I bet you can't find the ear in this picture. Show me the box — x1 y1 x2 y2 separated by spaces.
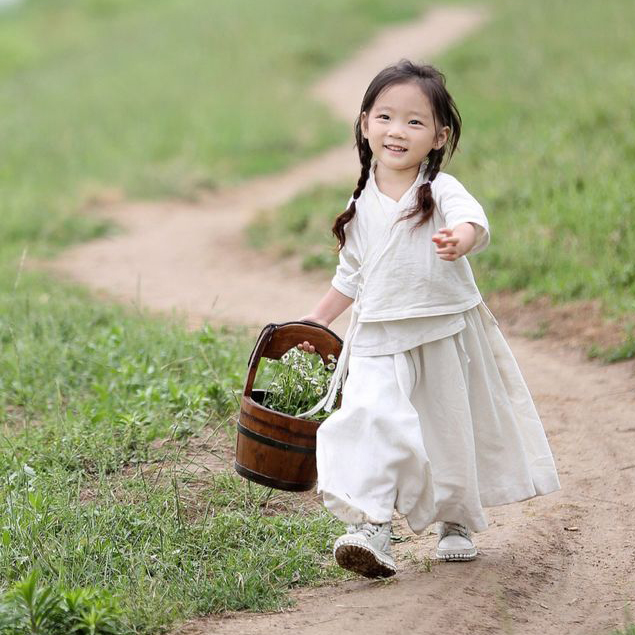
434 125 450 149
360 112 369 139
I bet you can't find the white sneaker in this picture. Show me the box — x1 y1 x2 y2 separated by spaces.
334 522 397 578
436 521 477 561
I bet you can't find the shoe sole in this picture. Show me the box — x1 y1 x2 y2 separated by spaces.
334 541 397 578
435 547 477 562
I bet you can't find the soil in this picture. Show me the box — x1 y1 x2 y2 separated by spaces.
43 6 635 634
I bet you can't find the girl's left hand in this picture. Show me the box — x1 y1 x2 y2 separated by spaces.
432 227 464 261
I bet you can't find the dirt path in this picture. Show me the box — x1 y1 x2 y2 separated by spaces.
44 5 635 634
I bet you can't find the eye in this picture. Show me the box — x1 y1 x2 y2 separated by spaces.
409 119 423 125
377 114 389 120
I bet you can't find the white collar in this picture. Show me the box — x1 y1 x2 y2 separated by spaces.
368 160 428 208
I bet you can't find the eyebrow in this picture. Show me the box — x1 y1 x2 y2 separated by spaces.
375 106 428 118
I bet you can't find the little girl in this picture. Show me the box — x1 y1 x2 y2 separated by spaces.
296 59 560 578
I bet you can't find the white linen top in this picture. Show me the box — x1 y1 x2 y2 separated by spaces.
332 162 489 357
297 162 489 417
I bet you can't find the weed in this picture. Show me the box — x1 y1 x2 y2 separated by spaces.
588 329 635 364
0 570 127 635
401 550 435 574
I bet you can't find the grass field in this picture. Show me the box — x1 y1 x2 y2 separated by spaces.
247 0 635 361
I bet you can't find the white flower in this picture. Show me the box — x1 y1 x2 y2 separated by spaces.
327 354 336 362
315 387 323 395
327 362 336 370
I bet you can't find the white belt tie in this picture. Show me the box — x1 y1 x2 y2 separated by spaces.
297 271 362 419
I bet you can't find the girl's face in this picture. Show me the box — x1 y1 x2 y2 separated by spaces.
360 81 448 176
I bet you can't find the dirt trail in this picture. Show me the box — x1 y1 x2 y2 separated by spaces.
44 6 635 634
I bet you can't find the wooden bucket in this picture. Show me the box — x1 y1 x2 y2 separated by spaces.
235 321 343 492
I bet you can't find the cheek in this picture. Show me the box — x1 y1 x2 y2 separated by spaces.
370 125 385 141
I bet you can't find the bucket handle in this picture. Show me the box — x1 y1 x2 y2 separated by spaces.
243 321 343 399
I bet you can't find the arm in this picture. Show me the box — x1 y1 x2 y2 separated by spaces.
435 174 490 256
300 285 353 327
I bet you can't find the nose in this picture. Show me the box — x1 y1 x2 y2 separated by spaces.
387 122 406 138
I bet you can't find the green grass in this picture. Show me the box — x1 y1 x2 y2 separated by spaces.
246 184 351 272
247 0 635 360
609 613 635 635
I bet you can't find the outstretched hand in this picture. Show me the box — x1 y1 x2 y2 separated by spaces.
432 227 466 261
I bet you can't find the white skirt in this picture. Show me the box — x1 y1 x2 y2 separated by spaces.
316 303 561 534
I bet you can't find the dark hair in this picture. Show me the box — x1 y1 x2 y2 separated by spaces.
332 59 461 250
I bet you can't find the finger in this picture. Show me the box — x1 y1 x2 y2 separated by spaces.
433 235 459 247
436 246 458 254
438 227 453 236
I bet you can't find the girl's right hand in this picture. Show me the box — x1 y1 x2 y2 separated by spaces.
297 315 329 353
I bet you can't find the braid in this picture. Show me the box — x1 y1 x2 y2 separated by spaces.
397 147 445 232
332 139 372 250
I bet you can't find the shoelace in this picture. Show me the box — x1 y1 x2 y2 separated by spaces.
441 522 470 540
347 522 382 539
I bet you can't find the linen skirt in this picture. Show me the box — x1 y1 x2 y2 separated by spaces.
316 303 561 534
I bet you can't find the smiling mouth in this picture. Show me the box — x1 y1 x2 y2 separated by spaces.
384 145 407 153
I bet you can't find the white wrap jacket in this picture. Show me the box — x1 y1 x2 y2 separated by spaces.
299 164 490 417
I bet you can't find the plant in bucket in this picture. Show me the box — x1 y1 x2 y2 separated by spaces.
259 348 338 422
235 321 343 492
